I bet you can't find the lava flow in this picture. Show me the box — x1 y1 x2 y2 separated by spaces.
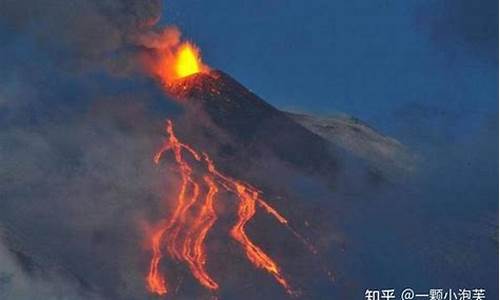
147 119 294 296
146 36 209 87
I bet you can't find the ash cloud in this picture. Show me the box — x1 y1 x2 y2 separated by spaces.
0 0 164 74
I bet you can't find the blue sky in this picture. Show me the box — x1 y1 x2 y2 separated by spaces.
161 0 498 136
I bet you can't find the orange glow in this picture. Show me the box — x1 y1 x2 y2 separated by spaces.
147 119 295 296
182 176 219 290
229 183 290 290
147 228 168 295
175 43 202 78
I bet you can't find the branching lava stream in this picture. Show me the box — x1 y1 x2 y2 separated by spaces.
147 119 296 297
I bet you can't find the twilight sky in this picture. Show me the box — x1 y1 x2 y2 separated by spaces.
161 0 498 136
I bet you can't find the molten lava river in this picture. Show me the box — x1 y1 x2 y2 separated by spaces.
147 120 295 297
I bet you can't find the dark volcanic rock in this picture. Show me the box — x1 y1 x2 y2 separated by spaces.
169 70 339 179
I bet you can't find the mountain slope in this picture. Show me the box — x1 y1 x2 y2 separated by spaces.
287 112 416 175
169 70 340 180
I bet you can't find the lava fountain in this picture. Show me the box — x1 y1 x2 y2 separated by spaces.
175 42 205 79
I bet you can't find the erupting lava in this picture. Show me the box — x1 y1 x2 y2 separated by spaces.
147 37 209 86
175 42 203 79
147 120 294 296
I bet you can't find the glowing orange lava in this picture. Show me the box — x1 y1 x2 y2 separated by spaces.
175 42 202 78
147 119 294 296
147 228 168 295
147 38 209 87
